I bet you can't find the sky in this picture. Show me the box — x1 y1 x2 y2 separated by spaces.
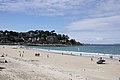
0 0 120 44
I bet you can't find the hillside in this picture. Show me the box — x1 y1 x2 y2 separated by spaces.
0 30 82 46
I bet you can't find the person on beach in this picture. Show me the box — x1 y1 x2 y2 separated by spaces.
91 58 93 61
99 57 102 60
1 54 4 57
109 56 113 59
91 56 94 61
38 53 40 56
35 53 40 56
19 51 21 57
80 53 82 56
1 53 5 57
19 53 21 57
2 46 5 48
4 60 8 63
47 54 49 58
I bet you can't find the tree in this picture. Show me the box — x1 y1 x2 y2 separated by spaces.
0 30 81 46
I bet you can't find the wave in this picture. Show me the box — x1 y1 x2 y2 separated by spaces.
30 46 120 60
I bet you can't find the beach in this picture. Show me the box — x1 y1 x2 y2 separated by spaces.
0 45 120 80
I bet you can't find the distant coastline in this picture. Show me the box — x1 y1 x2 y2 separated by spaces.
0 43 81 46
27 43 72 46
83 44 120 46
0 42 120 47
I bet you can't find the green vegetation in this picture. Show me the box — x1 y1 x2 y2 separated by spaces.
0 30 82 46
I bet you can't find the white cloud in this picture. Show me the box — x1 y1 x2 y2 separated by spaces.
96 0 120 14
0 0 85 15
66 15 120 31
66 15 120 44
0 0 120 16
66 30 120 44
95 37 104 41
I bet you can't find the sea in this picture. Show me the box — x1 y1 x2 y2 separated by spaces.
28 45 120 59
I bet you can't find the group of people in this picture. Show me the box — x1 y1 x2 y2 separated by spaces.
35 53 50 58
35 53 41 56
19 50 50 58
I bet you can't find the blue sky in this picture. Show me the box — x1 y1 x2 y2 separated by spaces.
0 0 120 44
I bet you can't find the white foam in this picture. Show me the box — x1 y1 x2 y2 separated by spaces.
29 47 120 60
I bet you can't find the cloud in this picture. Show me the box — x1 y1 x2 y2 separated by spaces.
65 15 120 44
94 0 120 16
63 0 120 44
66 29 120 44
66 15 120 31
0 0 85 15
0 0 120 16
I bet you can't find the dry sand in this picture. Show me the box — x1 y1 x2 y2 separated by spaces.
0 45 120 80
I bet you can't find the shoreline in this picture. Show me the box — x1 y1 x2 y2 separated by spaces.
0 43 81 47
0 45 120 80
28 46 120 60
1 44 120 59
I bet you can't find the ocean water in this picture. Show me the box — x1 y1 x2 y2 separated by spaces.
29 45 120 59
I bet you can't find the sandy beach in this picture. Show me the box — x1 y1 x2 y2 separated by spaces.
0 45 120 80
